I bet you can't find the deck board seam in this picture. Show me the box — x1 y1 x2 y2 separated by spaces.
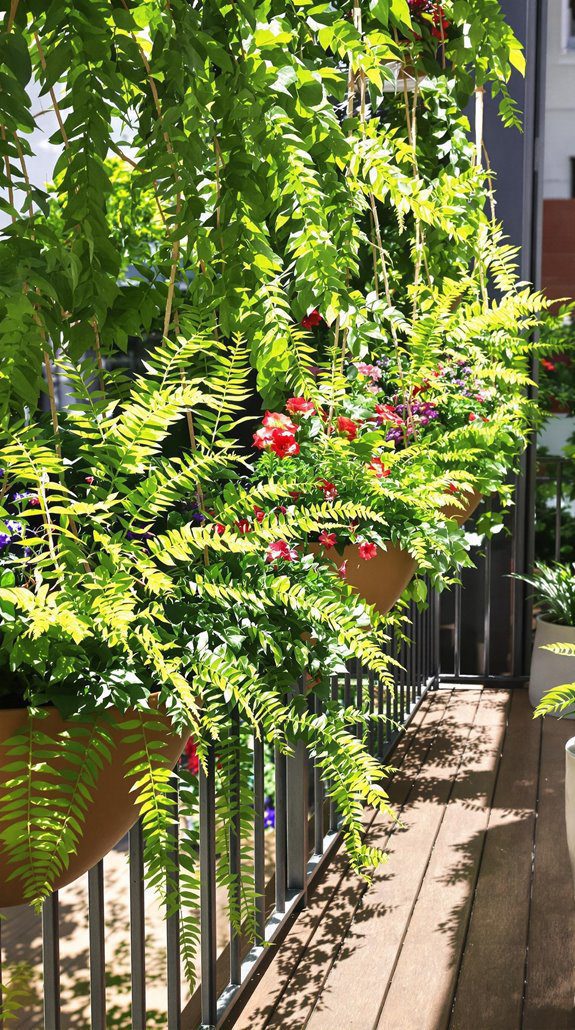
445 688 513 1029
520 707 544 1027
371 689 485 1030
260 690 453 1030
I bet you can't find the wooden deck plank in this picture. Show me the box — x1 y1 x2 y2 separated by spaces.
303 690 483 1030
523 714 575 1030
376 689 510 1030
450 688 541 1030
235 690 450 1030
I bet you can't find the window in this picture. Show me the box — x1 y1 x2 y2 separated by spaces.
568 0 575 49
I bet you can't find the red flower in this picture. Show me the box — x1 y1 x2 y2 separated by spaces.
270 430 300 458
301 308 323 329
286 397 316 418
266 540 298 563
374 403 403 426
253 506 265 523
236 519 251 534
263 411 297 432
318 479 338 501
367 458 391 479
338 561 347 579
337 416 358 441
468 413 477 422
541 358 556 372
276 505 288 514
289 490 301 502
318 530 337 549
185 738 199 775
448 483 458 495
431 7 450 39
85 476 94 485
214 522 226 535
254 425 300 458
358 541 378 561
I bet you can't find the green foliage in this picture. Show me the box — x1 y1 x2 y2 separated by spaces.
534 642 575 718
517 564 575 628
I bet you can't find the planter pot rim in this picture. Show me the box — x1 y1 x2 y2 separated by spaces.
534 615 575 632
566 736 575 757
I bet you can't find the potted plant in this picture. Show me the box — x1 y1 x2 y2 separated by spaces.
532 643 575 895
517 564 575 715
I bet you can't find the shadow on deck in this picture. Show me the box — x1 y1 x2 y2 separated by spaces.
234 687 575 1030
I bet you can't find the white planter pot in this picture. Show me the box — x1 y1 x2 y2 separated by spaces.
529 617 575 718
565 737 575 897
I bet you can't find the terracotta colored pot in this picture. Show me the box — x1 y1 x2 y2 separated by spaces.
0 697 188 907
441 489 482 526
311 542 416 616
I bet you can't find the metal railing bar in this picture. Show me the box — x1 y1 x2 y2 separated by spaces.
274 746 287 913
167 776 181 1030
454 581 462 679
88 861 106 1030
229 711 242 985
253 737 266 945
42 892 61 1030
329 674 339 834
555 457 563 561
199 745 217 1030
313 695 325 855
129 820 146 1030
286 679 308 897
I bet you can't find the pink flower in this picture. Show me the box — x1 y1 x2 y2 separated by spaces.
356 362 382 382
263 411 297 432
358 541 378 561
317 479 338 501
253 427 274 450
337 416 358 441
301 308 323 329
318 530 337 549
286 397 316 418
338 561 347 579
253 506 265 523
367 458 391 479
266 540 299 563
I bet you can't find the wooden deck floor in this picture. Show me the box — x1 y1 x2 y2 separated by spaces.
236 687 575 1030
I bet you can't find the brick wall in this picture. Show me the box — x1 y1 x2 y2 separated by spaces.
542 199 575 305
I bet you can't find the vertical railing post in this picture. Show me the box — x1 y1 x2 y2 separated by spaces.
88 862 106 1030
286 678 309 900
274 746 287 913
166 774 181 1030
42 893 61 1030
199 745 217 1030
129 820 146 1030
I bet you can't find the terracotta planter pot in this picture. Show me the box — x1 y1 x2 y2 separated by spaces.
0 696 188 907
311 542 416 616
441 489 482 526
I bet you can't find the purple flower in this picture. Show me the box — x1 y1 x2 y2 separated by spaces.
6 520 23 538
191 512 205 525
0 533 10 550
263 798 275 830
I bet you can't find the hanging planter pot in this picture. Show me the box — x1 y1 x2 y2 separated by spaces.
0 696 188 907
441 488 483 526
529 618 575 717
311 542 416 616
565 737 575 898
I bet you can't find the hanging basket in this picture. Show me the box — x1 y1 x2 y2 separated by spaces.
441 489 483 526
311 541 416 616
0 696 188 908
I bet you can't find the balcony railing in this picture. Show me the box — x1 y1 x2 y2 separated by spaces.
0 592 439 1029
